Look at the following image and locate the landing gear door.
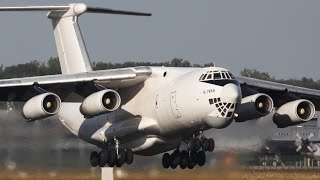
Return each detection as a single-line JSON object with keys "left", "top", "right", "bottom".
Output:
{"left": 170, "top": 91, "right": 181, "bottom": 119}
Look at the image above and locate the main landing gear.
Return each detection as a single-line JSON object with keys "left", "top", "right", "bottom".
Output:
{"left": 90, "top": 138, "right": 134, "bottom": 168}
{"left": 162, "top": 135, "right": 215, "bottom": 169}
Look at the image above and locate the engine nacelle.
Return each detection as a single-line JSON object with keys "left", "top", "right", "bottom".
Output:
{"left": 80, "top": 89, "right": 121, "bottom": 117}
{"left": 235, "top": 93, "right": 274, "bottom": 122}
{"left": 273, "top": 99, "right": 315, "bottom": 128}
{"left": 23, "top": 93, "right": 61, "bottom": 121}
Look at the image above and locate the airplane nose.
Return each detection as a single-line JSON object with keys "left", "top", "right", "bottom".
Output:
{"left": 220, "top": 83, "right": 242, "bottom": 103}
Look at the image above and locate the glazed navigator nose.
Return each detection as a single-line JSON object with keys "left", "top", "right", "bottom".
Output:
{"left": 220, "top": 83, "right": 242, "bottom": 103}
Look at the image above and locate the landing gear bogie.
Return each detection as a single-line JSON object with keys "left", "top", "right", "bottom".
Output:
{"left": 162, "top": 135, "right": 215, "bottom": 169}
{"left": 90, "top": 148, "right": 134, "bottom": 168}
{"left": 89, "top": 137, "right": 134, "bottom": 168}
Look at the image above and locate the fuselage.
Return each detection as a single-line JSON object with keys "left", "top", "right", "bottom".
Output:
{"left": 58, "top": 66, "right": 242, "bottom": 155}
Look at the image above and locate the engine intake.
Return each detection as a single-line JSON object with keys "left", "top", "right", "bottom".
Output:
{"left": 23, "top": 93, "right": 61, "bottom": 121}
{"left": 273, "top": 99, "right": 315, "bottom": 128}
{"left": 235, "top": 93, "right": 274, "bottom": 122}
{"left": 80, "top": 89, "right": 121, "bottom": 117}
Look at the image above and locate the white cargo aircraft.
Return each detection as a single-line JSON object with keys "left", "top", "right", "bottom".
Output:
{"left": 0, "top": 3, "right": 320, "bottom": 169}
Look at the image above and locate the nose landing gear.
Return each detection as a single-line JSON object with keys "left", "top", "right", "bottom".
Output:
{"left": 162, "top": 133, "right": 215, "bottom": 169}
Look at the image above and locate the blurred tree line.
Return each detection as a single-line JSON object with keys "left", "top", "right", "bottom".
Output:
{"left": 0, "top": 57, "right": 319, "bottom": 90}
{"left": 0, "top": 57, "right": 213, "bottom": 78}
{"left": 240, "top": 68, "right": 320, "bottom": 90}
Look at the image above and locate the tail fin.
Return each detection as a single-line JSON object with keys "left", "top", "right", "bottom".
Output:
{"left": 0, "top": 3, "right": 151, "bottom": 75}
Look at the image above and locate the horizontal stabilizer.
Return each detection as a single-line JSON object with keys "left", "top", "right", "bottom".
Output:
{"left": 0, "top": 3, "right": 152, "bottom": 16}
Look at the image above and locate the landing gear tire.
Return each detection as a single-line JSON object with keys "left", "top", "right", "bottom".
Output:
{"left": 180, "top": 150, "right": 189, "bottom": 169}
{"left": 170, "top": 163, "right": 178, "bottom": 169}
{"left": 195, "top": 139, "right": 201, "bottom": 152}
{"left": 126, "top": 149, "right": 134, "bottom": 164}
{"left": 190, "top": 151, "right": 198, "bottom": 163}
{"left": 197, "top": 151, "right": 206, "bottom": 166}
{"left": 98, "top": 150, "right": 109, "bottom": 167}
{"left": 187, "top": 162, "right": 195, "bottom": 169}
{"left": 208, "top": 138, "right": 215, "bottom": 152}
{"left": 202, "top": 138, "right": 209, "bottom": 151}
{"left": 162, "top": 153, "right": 170, "bottom": 169}
{"left": 180, "top": 164, "right": 187, "bottom": 169}
{"left": 90, "top": 151, "right": 99, "bottom": 167}
{"left": 171, "top": 150, "right": 181, "bottom": 167}
{"left": 188, "top": 151, "right": 198, "bottom": 169}
{"left": 108, "top": 149, "right": 117, "bottom": 167}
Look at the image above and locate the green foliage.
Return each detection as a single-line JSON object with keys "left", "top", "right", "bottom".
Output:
{"left": 92, "top": 58, "right": 192, "bottom": 70}
{"left": 0, "top": 57, "right": 61, "bottom": 79}
{"left": 240, "top": 68, "right": 273, "bottom": 81}
{"left": 240, "top": 68, "right": 320, "bottom": 90}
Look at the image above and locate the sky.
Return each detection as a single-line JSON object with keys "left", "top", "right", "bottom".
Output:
{"left": 0, "top": 0, "right": 320, "bottom": 79}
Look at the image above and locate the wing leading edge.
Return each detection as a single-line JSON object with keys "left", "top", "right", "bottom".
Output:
{"left": 0, "top": 66, "right": 151, "bottom": 102}
{"left": 237, "top": 76, "right": 320, "bottom": 110}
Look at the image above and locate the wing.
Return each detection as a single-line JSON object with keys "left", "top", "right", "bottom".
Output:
{"left": 236, "top": 76, "right": 320, "bottom": 110}
{"left": 0, "top": 66, "right": 151, "bottom": 102}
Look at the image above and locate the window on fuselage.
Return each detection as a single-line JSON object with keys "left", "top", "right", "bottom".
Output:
{"left": 207, "top": 73, "right": 212, "bottom": 80}
{"left": 209, "top": 99, "right": 213, "bottom": 105}
{"left": 227, "top": 112, "right": 233, "bottom": 117}
{"left": 226, "top": 103, "right": 231, "bottom": 109}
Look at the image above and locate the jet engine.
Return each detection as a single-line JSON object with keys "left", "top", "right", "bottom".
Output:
{"left": 23, "top": 93, "right": 61, "bottom": 121}
{"left": 273, "top": 99, "right": 315, "bottom": 128}
{"left": 80, "top": 89, "right": 121, "bottom": 117}
{"left": 235, "top": 93, "right": 273, "bottom": 122}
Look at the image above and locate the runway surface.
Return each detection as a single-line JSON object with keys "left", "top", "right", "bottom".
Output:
{"left": 1, "top": 169, "right": 320, "bottom": 180}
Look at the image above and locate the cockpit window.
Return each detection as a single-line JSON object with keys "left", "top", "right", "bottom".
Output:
{"left": 199, "top": 74, "right": 205, "bottom": 81}
{"left": 228, "top": 72, "right": 235, "bottom": 79}
{"left": 226, "top": 73, "right": 231, "bottom": 79}
{"left": 199, "top": 69, "right": 236, "bottom": 82}
{"left": 202, "top": 74, "right": 207, "bottom": 81}
{"left": 207, "top": 73, "right": 212, "bottom": 80}
{"left": 221, "top": 73, "right": 226, "bottom": 79}
{"left": 214, "top": 72, "right": 221, "bottom": 79}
